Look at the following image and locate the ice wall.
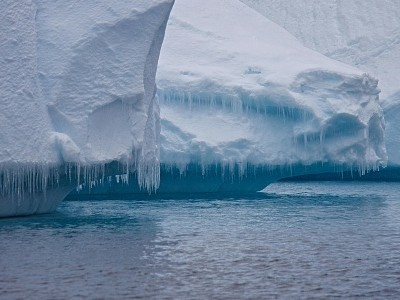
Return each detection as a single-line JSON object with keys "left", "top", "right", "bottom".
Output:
{"left": 241, "top": 0, "right": 400, "bottom": 169}
{"left": 157, "top": 0, "right": 387, "bottom": 184}
{"left": 0, "top": 0, "right": 174, "bottom": 216}
{"left": 384, "top": 101, "right": 400, "bottom": 166}
{"left": 68, "top": 0, "right": 389, "bottom": 198}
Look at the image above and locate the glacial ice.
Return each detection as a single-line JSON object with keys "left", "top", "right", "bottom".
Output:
{"left": 384, "top": 100, "right": 400, "bottom": 166}
{"left": 0, "top": 0, "right": 390, "bottom": 216}
{"left": 241, "top": 0, "right": 400, "bottom": 168}
{"left": 156, "top": 0, "right": 387, "bottom": 185}
{"left": 241, "top": 0, "right": 400, "bottom": 102}
{"left": 0, "top": 0, "right": 173, "bottom": 216}
{"left": 71, "top": 0, "right": 388, "bottom": 198}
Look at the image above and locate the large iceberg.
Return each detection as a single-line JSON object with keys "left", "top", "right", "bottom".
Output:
{"left": 0, "top": 0, "right": 389, "bottom": 215}
{"left": 155, "top": 0, "right": 386, "bottom": 191}
{"left": 70, "top": 0, "right": 388, "bottom": 199}
{"left": 241, "top": 0, "right": 400, "bottom": 170}
{"left": 0, "top": 0, "right": 174, "bottom": 216}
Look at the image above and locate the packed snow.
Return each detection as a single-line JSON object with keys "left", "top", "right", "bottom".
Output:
{"left": 157, "top": 0, "right": 387, "bottom": 183}
{"left": 0, "top": 0, "right": 173, "bottom": 216}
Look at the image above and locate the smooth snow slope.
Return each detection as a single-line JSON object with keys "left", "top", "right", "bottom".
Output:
{"left": 156, "top": 0, "right": 387, "bottom": 187}
{"left": 241, "top": 0, "right": 400, "bottom": 168}
{"left": 0, "top": 0, "right": 173, "bottom": 216}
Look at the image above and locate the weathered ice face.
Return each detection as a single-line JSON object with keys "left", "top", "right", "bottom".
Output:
{"left": 0, "top": 0, "right": 174, "bottom": 216}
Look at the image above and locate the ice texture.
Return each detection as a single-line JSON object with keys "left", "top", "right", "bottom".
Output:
{"left": 384, "top": 101, "right": 400, "bottom": 166}
{"left": 0, "top": 0, "right": 173, "bottom": 216}
{"left": 0, "top": 0, "right": 391, "bottom": 215}
{"left": 157, "top": 0, "right": 387, "bottom": 183}
{"left": 241, "top": 0, "right": 400, "bottom": 168}
{"left": 241, "top": 0, "right": 400, "bottom": 103}
{"left": 71, "top": 0, "right": 388, "bottom": 198}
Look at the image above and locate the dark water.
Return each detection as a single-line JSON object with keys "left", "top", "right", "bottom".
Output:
{"left": 1, "top": 182, "right": 400, "bottom": 299}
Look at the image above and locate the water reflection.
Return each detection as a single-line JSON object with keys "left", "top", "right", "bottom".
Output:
{"left": 0, "top": 182, "right": 399, "bottom": 299}
{"left": 0, "top": 200, "right": 159, "bottom": 230}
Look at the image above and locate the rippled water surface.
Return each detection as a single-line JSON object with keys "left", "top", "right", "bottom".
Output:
{"left": 1, "top": 182, "right": 400, "bottom": 299}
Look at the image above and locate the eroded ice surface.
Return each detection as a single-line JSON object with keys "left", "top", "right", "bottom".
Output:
{"left": 157, "top": 0, "right": 387, "bottom": 179}
{"left": 0, "top": 0, "right": 391, "bottom": 216}
{"left": 241, "top": 0, "right": 400, "bottom": 103}
{"left": 384, "top": 101, "right": 400, "bottom": 166}
{"left": 241, "top": 0, "right": 400, "bottom": 168}
{"left": 0, "top": 0, "right": 174, "bottom": 216}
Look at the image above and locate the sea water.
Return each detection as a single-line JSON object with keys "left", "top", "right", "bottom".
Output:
{"left": 1, "top": 182, "right": 400, "bottom": 299}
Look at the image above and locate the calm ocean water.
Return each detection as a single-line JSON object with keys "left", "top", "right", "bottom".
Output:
{"left": 1, "top": 182, "right": 400, "bottom": 299}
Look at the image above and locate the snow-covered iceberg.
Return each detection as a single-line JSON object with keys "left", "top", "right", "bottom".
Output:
{"left": 69, "top": 0, "right": 389, "bottom": 198}
{"left": 0, "top": 0, "right": 174, "bottom": 216}
{"left": 241, "top": 0, "right": 400, "bottom": 103}
{"left": 0, "top": 0, "right": 389, "bottom": 215}
{"left": 241, "top": 0, "right": 400, "bottom": 171}
{"left": 155, "top": 0, "right": 387, "bottom": 191}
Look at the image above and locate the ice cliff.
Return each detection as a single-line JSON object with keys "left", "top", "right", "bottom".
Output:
{"left": 156, "top": 0, "right": 387, "bottom": 186}
{"left": 384, "top": 101, "right": 400, "bottom": 166}
{"left": 71, "top": 0, "right": 387, "bottom": 198}
{"left": 241, "top": 0, "right": 400, "bottom": 167}
{"left": 0, "top": 0, "right": 173, "bottom": 216}
{"left": 0, "top": 0, "right": 389, "bottom": 216}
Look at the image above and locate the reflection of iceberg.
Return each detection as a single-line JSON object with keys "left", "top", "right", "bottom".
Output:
{"left": 0, "top": 0, "right": 174, "bottom": 216}
{"left": 0, "top": 199, "right": 160, "bottom": 299}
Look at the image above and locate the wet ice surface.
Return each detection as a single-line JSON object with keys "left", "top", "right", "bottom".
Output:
{"left": 1, "top": 182, "right": 400, "bottom": 299}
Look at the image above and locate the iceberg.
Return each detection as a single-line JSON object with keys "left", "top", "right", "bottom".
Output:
{"left": 69, "top": 0, "right": 387, "bottom": 199}
{"left": 0, "top": 0, "right": 388, "bottom": 215}
{"left": 70, "top": 0, "right": 387, "bottom": 198}
{"left": 155, "top": 0, "right": 386, "bottom": 190}
{"left": 384, "top": 100, "right": 400, "bottom": 166}
{"left": 241, "top": 0, "right": 400, "bottom": 103}
{"left": 0, "top": 0, "right": 174, "bottom": 216}
{"left": 241, "top": 0, "right": 400, "bottom": 171}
